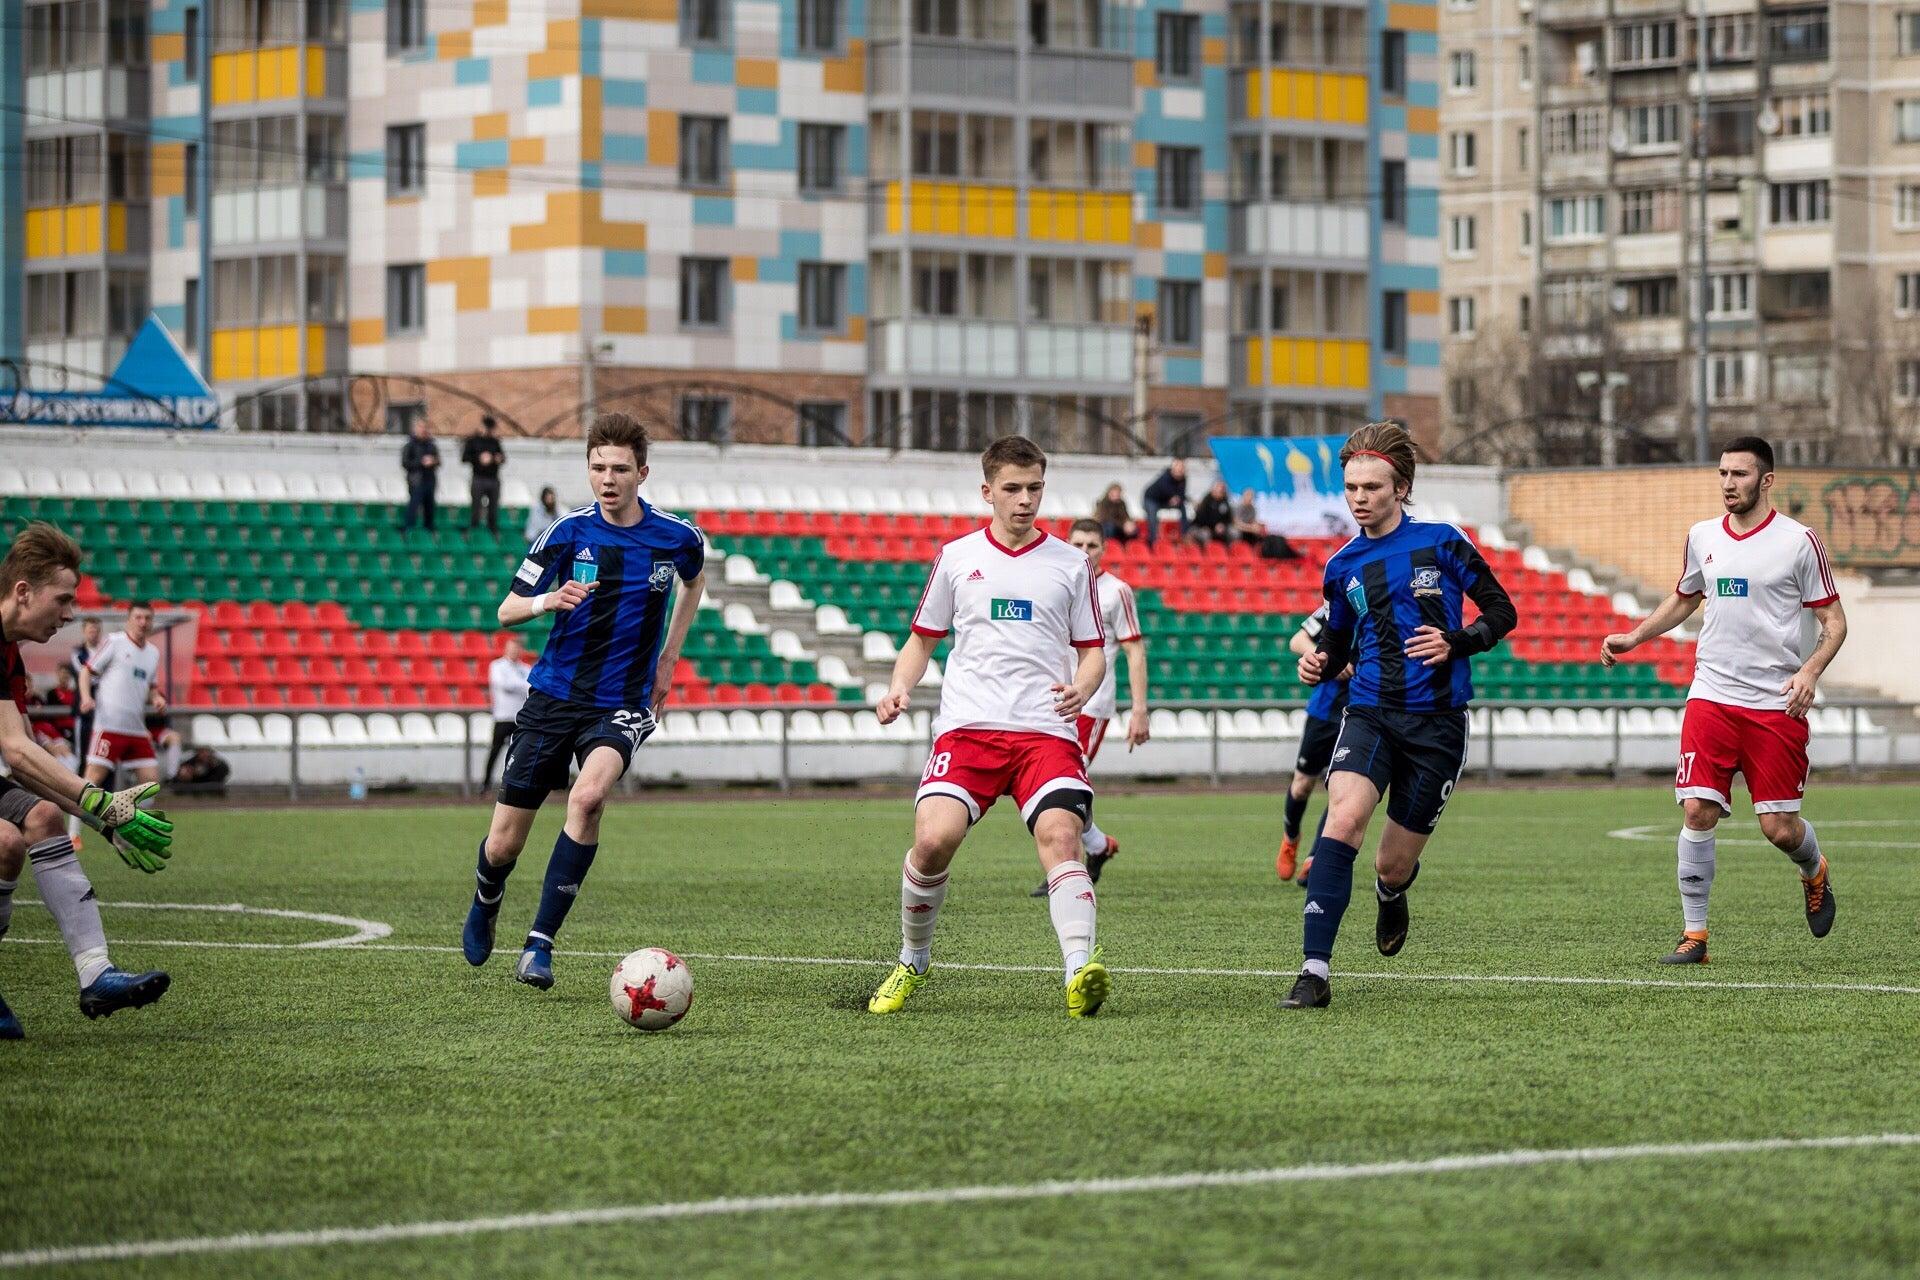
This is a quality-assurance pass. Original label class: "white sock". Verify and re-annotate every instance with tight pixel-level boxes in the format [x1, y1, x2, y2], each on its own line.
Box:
[1785, 818, 1824, 880]
[1677, 825, 1716, 933]
[1081, 821, 1109, 857]
[159, 739, 183, 781]
[899, 856, 948, 974]
[1303, 958, 1330, 980]
[1044, 862, 1097, 983]
[0, 875, 15, 941]
[29, 837, 113, 987]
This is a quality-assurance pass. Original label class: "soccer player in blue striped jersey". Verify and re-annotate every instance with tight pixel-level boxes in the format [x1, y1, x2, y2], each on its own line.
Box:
[1280, 422, 1517, 1009]
[460, 413, 706, 990]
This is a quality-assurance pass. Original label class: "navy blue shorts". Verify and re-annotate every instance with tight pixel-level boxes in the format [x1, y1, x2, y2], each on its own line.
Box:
[1328, 705, 1469, 836]
[497, 689, 656, 810]
[1295, 713, 1341, 778]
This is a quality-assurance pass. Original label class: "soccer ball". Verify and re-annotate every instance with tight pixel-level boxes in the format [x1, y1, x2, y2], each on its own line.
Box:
[608, 948, 693, 1031]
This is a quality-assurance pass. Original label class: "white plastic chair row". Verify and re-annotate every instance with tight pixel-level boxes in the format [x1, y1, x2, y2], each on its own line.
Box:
[192, 712, 491, 749]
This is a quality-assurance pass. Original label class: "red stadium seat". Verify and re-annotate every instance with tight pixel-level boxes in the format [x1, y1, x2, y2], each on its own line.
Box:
[252, 685, 286, 707]
[321, 686, 353, 707]
[200, 657, 238, 685]
[287, 686, 321, 708]
[773, 682, 804, 704]
[216, 687, 249, 708]
[743, 682, 774, 704]
[239, 657, 273, 684]
[459, 632, 493, 657]
[393, 632, 428, 658]
[211, 601, 245, 626]
[281, 601, 314, 627]
[805, 684, 835, 704]
[314, 602, 348, 627]
[679, 684, 711, 706]
[713, 685, 743, 705]
[457, 686, 487, 708]
[374, 657, 409, 683]
[427, 630, 459, 656]
[261, 632, 300, 660]
[245, 601, 277, 627]
[360, 631, 395, 657]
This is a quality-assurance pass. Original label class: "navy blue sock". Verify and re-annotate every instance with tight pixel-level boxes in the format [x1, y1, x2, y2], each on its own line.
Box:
[1282, 792, 1309, 840]
[526, 831, 598, 948]
[474, 839, 513, 911]
[1302, 837, 1359, 964]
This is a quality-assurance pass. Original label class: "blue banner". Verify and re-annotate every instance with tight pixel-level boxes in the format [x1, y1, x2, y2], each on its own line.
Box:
[1207, 435, 1356, 538]
[2, 317, 218, 428]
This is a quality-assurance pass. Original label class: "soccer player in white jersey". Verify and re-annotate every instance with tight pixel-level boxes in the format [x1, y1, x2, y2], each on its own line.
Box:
[80, 602, 165, 786]
[868, 436, 1112, 1018]
[1027, 518, 1149, 897]
[1602, 437, 1848, 965]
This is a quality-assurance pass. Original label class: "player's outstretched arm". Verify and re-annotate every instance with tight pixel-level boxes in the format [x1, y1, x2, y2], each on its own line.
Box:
[650, 571, 706, 712]
[1600, 591, 1702, 667]
[1782, 598, 1847, 718]
[0, 702, 171, 870]
[877, 632, 938, 724]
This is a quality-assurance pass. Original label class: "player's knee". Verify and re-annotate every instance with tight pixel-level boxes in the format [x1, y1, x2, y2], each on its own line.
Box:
[568, 787, 611, 825]
[21, 802, 63, 844]
[1758, 813, 1802, 850]
[1289, 773, 1315, 800]
[1681, 799, 1721, 831]
[0, 825, 25, 875]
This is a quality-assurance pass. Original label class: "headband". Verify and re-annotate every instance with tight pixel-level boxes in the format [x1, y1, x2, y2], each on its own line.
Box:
[1348, 450, 1400, 467]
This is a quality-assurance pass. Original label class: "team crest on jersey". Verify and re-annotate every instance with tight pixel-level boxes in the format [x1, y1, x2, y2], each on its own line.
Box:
[572, 547, 598, 584]
[991, 598, 1033, 621]
[1344, 575, 1367, 617]
[1410, 567, 1442, 598]
[648, 561, 676, 591]
[1716, 578, 1748, 597]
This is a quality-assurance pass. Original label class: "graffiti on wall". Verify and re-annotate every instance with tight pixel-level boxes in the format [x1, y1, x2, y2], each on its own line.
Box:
[1785, 475, 1920, 566]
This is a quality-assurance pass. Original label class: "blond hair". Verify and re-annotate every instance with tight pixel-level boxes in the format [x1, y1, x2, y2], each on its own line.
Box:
[0, 522, 83, 594]
[1339, 421, 1417, 503]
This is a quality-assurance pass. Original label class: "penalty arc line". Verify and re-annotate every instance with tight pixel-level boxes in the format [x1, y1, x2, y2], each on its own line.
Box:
[6, 934, 1920, 996]
[3, 1132, 1918, 1269]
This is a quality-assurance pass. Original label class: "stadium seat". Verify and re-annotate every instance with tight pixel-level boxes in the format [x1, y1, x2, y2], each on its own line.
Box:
[366, 714, 405, 745]
[329, 716, 369, 745]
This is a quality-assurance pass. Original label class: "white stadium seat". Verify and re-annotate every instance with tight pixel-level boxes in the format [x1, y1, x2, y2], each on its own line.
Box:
[769, 630, 813, 662]
[1259, 709, 1293, 738]
[314, 475, 350, 500]
[1495, 708, 1530, 737]
[817, 655, 858, 687]
[365, 714, 405, 745]
[816, 605, 860, 635]
[660, 711, 697, 742]
[282, 472, 318, 499]
[723, 603, 768, 635]
[707, 482, 740, 509]
[790, 710, 826, 742]
[502, 481, 533, 509]
[863, 631, 899, 662]
[846, 487, 878, 511]
[431, 713, 468, 745]
[157, 473, 194, 497]
[1468, 708, 1491, 735]
[792, 485, 824, 511]
[400, 713, 439, 745]
[1576, 708, 1608, 736]
[260, 714, 294, 746]
[93, 471, 128, 498]
[763, 485, 795, 510]
[225, 716, 264, 746]
[697, 711, 732, 742]
[728, 710, 770, 742]
[329, 716, 370, 745]
[1149, 709, 1182, 739]
[735, 484, 768, 509]
[1651, 708, 1682, 735]
[1176, 709, 1211, 739]
[0, 466, 26, 494]
[253, 471, 288, 498]
[189, 473, 224, 499]
[1550, 708, 1580, 735]
[1227, 709, 1264, 738]
[468, 713, 492, 742]
[902, 488, 934, 513]
[676, 482, 710, 509]
[346, 475, 383, 502]
[190, 715, 228, 747]
[768, 580, 808, 611]
[821, 711, 858, 741]
[220, 473, 258, 499]
[918, 660, 943, 687]
[723, 556, 769, 587]
[1623, 708, 1657, 736]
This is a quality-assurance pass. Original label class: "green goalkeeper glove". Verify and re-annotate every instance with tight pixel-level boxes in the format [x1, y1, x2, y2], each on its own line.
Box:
[77, 782, 174, 874]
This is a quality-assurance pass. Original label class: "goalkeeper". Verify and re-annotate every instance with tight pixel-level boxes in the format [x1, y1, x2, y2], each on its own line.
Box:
[0, 523, 174, 1040]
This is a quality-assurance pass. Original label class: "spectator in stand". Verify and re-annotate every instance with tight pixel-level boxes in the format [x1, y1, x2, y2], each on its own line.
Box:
[1141, 458, 1190, 547]
[463, 416, 507, 534]
[32, 668, 79, 768]
[1232, 488, 1266, 547]
[484, 635, 533, 790]
[1191, 480, 1235, 546]
[1093, 484, 1139, 544]
[400, 419, 442, 532]
[70, 617, 100, 758]
[525, 486, 562, 545]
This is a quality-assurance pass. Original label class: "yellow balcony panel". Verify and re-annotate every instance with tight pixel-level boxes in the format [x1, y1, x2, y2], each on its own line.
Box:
[211, 328, 256, 382]
[107, 204, 126, 254]
[1244, 338, 1265, 387]
[306, 325, 329, 374]
[306, 45, 327, 96]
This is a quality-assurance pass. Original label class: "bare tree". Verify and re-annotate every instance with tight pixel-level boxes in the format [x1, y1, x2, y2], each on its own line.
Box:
[1834, 291, 1920, 465]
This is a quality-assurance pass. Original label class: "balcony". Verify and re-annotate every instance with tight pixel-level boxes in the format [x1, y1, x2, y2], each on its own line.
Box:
[1235, 336, 1370, 391]
[211, 185, 348, 246]
[24, 66, 149, 121]
[1230, 201, 1368, 260]
[23, 203, 148, 258]
[1028, 48, 1134, 111]
[209, 45, 345, 107]
[1233, 69, 1367, 127]
[878, 182, 1132, 245]
[869, 40, 1015, 100]
[874, 318, 1131, 385]
[209, 323, 345, 383]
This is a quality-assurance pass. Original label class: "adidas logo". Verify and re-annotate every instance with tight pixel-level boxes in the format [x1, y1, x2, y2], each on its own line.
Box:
[966, 569, 985, 581]
[1304, 900, 1325, 915]
[1704, 553, 1714, 565]
[575, 547, 595, 562]
[557, 882, 581, 896]
[1346, 576, 1360, 591]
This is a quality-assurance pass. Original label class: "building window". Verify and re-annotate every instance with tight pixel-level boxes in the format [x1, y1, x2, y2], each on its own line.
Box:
[1767, 8, 1828, 62]
[679, 115, 729, 187]
[680, 0, 724, 46]
[1618, 188, 1677, 235]
[912, 263, 958, 315]
[1447, 296, 1476, 337]
[1768, 179, 1830, 225]
[1613, 20, 1677, 66]
[183, 277, 199, 349]
[1708, 352, 1753, 403]
[1542, 108, 1603, 155]
[1617, 102, 1681, 150]
[1382, 160, 1405, 225]
[1706, 14, 1753, 62]
[1381, 30, 1406, 96]
[387, 401, 425, 434]
[1897, 272, 1920, 315]
[797, 0, 839, 52]
[385, 123, 424, 197]
[1899, 185, 1920, 230]
[1448, 50, 1475, 91]
[679, 395, 732, 442]
[1773, 92, 1831, 137]
[1517, 294, 1531, 331]
[679, 257, 727, 328]
[1517, 125, 1529, 170]
[1706, 273, 1752, 318]
[1900, 100, 1920, 143]
[1156, 146, 1201, 216]
[1518, 43, 1531, 85]
[1158, 280, 1200, 348]
[797, 262, 846, 333]
[1771, 354, 1830, 403]
[1901, 359, 1920, 401]
[1155, 12, 1199, 81]
[798, 401, 848, 446]
[183, 141, 199, 215]
[1544, 195, 1606, 242]
[385, 263, 425, 335]
[1622, 276, 1678, 318]
[1382, 291, 1407, 357]
[386, 0, 423, 53]
[183, 7, 200, 78]
[1519, 209, 1532, 248]
[1447, 214, 1477, 258]
[798, 123, 843, 193]
[1903, 12, 1920, 55]
[1448, 376, 1475, 417]
[1543, 277, 1605, 330]
[1447, 131, 1477, 175]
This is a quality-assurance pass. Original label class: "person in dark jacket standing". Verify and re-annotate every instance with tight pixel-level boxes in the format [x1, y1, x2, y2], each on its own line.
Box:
[400, 419, 441, 532]
[463, 417, 507, 533]
[1141, 458, 1189, 547]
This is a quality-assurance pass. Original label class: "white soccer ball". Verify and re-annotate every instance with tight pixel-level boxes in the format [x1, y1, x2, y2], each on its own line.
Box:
[608, 948, 694, 1031]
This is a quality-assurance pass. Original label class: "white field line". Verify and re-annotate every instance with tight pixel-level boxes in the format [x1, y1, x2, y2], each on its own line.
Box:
[4, 1132, 1918, 1269]
[1607, 819, 1920, 851]
[7, 928, 1920, 996]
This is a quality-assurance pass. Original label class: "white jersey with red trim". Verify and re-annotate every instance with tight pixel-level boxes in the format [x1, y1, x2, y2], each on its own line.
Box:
[1083, 570, 1142, 722]
[86, 632, 161, 736]
[910, 527, 1105, 742]
[1675, 509, 1838, 712]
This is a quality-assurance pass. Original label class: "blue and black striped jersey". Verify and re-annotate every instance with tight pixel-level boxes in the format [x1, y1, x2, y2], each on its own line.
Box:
[1318, 515, 1516, 714]
[512, 501, 706, 710]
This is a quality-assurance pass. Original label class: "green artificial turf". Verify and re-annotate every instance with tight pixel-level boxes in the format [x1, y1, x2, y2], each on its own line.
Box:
[3, 785, 1918, 1277]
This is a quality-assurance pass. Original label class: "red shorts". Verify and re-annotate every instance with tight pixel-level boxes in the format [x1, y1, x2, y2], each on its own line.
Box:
[1076, 715, 1108, 763]
[1676, 698, 1810, 815]
[915, 728, 1093, 827]
[88, 729, 157, 770]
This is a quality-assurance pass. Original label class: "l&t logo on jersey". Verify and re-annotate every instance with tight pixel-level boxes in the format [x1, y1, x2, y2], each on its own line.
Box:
[1716, 578, 1749, 597]
[991, 598, 1033, 621]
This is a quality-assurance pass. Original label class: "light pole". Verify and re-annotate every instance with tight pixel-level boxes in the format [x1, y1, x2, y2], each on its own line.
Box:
[1577, 369, 1631, 466]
